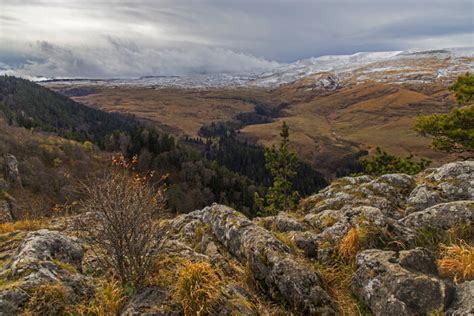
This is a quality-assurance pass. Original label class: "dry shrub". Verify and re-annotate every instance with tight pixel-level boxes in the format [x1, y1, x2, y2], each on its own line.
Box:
[174, 261, 222, 315]
[24, 283, 70, 315]
[438, 240, 474, 282]
[339, 227, 361, 261]
[0, 219, 48, 234]
[76, 154, 167, 288]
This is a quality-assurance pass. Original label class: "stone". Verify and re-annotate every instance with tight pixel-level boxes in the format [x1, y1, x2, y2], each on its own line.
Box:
[121, 286, 181, 315]
[401, 201, 474, 230]
[200, 204, 336, 315]
[352, 248, 454, 316]
[407, 161, 474, 213]
[446, 281, 474, 316]
[0, 230, 91, 315]
[0, 199, 12, 223]
[4, 154, 21, 187]
[257, 213, 305, 232]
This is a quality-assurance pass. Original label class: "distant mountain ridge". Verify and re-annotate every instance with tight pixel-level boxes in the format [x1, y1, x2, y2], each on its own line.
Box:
[36, 47, 474, 89]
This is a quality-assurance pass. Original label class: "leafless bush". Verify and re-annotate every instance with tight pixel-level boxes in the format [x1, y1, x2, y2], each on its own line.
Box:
[76, 155, 166, 288]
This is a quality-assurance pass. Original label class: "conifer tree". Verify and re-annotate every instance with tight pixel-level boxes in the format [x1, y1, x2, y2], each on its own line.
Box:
[415, 72, 474, 153]
[257, 121, 299, 215]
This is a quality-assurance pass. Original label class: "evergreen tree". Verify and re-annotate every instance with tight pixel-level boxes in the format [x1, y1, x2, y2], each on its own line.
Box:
[257, 121, 299, 215]
[360, 147, 431, 176]
[415, 73, 474, 153]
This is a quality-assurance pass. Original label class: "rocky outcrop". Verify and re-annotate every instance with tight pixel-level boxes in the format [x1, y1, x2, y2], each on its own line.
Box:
[163, 204, 336, 315]
[3, 154, 21, 188]
[0, 230, 91, 315]
[352, 248, 454, 316]
[406, 161, 474, 213]
[0, 161, 471, 315]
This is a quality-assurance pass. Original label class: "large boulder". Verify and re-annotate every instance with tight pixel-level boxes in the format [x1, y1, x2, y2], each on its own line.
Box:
[352, 248, 454, 316]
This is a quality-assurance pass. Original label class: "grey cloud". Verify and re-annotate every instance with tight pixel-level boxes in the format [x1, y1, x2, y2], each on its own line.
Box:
[0, 0, 472, 78]
[3, 40, 279, 78]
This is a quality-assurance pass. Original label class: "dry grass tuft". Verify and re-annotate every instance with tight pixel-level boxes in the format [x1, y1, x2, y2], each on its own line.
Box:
[24, 283, 70, 315]
[339, 227, 361, 261]
[174, 260, 222, 315]
[438, 240, 474, 282]
[0, 219, 49, 234]
[315, 261, 368, 315]
[87, 279, 128, 315]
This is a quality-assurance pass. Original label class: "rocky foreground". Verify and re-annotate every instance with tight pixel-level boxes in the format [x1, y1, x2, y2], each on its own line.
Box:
[0, 161, 473, 315]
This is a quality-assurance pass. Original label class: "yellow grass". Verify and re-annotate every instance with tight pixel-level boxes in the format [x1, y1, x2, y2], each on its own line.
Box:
[315, 261, 368, 315]
[24, 283, 70, 315]
[338, 227, 361, 262]
[0, 219, 49, 234]
[438, 240, 474, 282]
[174, 261, 222, 315]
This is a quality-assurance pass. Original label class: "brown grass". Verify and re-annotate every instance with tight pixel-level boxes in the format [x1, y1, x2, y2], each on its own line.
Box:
[174, 260, 222, 315]
[86, 280, 128, 315]
[24, 283, 70, 315]
[438, 240, 474, 282]
[46, 79, 458, 176]
[338, 227, 361, 262]
[315, 261, 369, 315]
[0, 219, 49, 234]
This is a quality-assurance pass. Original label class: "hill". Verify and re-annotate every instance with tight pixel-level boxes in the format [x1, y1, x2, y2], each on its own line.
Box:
[0, 77, 327, 216]
[42, 48, 473, 175]
[0, 160, 472, 315]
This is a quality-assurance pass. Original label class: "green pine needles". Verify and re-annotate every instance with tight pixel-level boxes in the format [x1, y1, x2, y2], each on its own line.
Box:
[256, 121, 299, 215]
[415, 72, 474, 153]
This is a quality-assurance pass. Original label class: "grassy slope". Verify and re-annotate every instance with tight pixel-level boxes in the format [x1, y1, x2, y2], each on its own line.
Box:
[46, 80, 458, 175]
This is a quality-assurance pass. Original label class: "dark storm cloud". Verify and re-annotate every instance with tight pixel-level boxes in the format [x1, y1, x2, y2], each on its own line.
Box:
[0, 0, 472, 78]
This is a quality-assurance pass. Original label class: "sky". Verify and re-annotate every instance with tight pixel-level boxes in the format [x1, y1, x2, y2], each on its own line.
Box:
[0, 0, 472, 78]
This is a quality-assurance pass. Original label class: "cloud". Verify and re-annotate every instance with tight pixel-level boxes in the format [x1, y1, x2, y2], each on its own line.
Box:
[2, 40, 279, 78]
[0, 0, 472, 78]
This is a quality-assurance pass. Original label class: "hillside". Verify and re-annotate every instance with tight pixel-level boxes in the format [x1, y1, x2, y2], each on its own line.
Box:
[0, 161, 472, 315]
[0, 77, 327, 216]
[42, 48, 472, 175]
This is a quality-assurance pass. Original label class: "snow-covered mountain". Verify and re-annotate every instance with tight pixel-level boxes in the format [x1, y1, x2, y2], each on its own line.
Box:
[40, 47, 473, 89]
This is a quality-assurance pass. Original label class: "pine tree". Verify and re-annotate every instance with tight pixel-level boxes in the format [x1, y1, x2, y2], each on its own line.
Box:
[415, 72, 474, 153]
[257, 121, 299, 215]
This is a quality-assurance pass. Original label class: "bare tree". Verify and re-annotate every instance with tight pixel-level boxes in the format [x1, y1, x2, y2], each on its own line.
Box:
[76, 155, 166, 288]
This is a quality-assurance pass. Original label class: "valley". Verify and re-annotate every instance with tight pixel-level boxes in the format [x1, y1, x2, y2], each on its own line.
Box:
[43, 48, 473, 175]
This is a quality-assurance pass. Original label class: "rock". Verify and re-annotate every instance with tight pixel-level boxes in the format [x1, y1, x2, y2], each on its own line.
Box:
[288, 231, 320, 258]
[352, 248, 454, 316]
[0, 199, 12, 223]
[406, 184, 443, 213]
[215, 284, 256, 315]
[407, 161, 474, 213]
[121, 286, 181, 315]
[0, 230, 91, 315]
[401, 201, 474, 230]
[9, 229, 83, 276]
[0, 178, 7, 191]
[303, 173, 415, 219]
[200, 204, 336, 315]
[257, 213, 305, 232]
[3, 154, 21, 188]
[446, 281, 474, 315]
